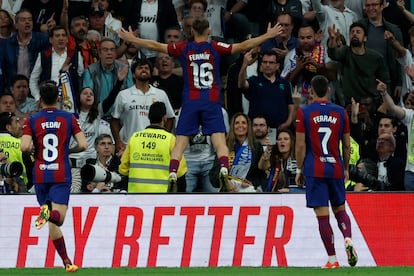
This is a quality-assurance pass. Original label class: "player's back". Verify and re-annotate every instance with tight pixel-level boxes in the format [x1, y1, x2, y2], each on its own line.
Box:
[299, 101, 349, 179]
[28, 108, 76, 183]
[168, 40, 232, 104]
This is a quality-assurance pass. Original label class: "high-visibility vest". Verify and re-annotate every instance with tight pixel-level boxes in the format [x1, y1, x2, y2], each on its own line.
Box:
[0, 134, 28, 184]
[119, 127, 186, 193]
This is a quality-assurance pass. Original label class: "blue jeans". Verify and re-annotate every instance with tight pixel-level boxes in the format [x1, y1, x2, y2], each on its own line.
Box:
[404, 171, 414, 191]
[185, 160, 218, 192]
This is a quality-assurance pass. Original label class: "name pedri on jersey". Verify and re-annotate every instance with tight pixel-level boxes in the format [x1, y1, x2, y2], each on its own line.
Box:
[22, 108, 82, 184]
[296, 100, 350, 179]
[168, 40, 232, 105]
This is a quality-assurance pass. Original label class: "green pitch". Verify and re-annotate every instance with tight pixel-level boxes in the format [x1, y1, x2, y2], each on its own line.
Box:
[1, 267, 414, 275]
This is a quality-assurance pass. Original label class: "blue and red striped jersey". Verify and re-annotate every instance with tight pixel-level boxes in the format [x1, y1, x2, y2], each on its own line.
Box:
[22, 108, 82, 184]
[168, 40, 232, 105]
[296, 100, 350, 179]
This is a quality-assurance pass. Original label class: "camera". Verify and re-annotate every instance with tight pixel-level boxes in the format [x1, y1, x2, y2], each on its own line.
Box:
[349, 164, 387, 190]
[0, 161, 23, 178]
[80, 164, 122, 184]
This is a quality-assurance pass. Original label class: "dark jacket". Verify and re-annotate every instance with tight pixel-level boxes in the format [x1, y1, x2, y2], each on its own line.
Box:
[1, 32, 49, 89]
[358, 18, 403, 91]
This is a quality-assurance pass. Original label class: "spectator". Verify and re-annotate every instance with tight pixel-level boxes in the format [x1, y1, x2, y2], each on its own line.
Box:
[67, 15, 99, 69]
[119, 0, 179, 63]
[164, 26, 185, 44]
[0, 9, 15, 40]
[90, 0, 121, 45]
[239, 50, 295, 132]
[2, 9, 49, 90]
[10, 75, 38, 118]
[327, 23, 390, 104]
[265, 128, 302, 192]
[0, 0, 23, 18]
[82, 38, 133, 116]
[344, 0, 363, 20]
[384, 28, 414, 104]
[81, 133, 127, 193]
[119, 101, 187, 193]
[359, 0, 403, 102]
[310, 0, 357, 47]
[21, 0, 64, 33]
[261, 11, 299, 67]
[281, 22, 334, 103]
[378, 79, 414, 191]
[210, 113, 268, 192]
[68, 0, 91, 22]
[69, 87, 111, 192]
[252, 115, 273, 148]
[260, 0, 303, 36]
[0, 94, 15, 113]
[29, 26, 84, 108]
[151, 52, 183, 113]
[0, 112, 28, 186]
[222, 0, 251, 42]
[225, 44, 260, 119]
[111, 58, 175, 154]
[189, 0, 207, 19]
[182, 14, 195, 40]
[353, 133, 405, 191]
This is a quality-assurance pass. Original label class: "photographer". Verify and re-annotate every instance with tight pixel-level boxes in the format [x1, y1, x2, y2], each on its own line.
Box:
[350, 133, 405, 191]
[0, 149, 26, 194]
[81, 134, 127, 193]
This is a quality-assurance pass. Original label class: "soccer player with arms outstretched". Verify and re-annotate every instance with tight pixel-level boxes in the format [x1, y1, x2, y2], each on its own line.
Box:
[21, 81, 87, 272]
[295, 75, 358, 268]
[119, 18, 282, 191]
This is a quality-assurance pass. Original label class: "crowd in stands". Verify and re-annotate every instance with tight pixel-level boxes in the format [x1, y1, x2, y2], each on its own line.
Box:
[1, 0, 414, 193]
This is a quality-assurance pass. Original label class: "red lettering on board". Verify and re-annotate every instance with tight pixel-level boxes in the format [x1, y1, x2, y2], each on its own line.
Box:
[112, 207, 144, 267]
[16, 207, 40, 267]
[208, 206, 233, 266]
[180, 206, 205, 267]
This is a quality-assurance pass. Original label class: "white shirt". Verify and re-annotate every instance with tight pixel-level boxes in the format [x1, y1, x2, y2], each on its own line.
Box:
[105, 13, 122, 45]
[396, 49, 413, 105]
[29, 49, 84, 101]
[1, 0, 23, 16]
[111, 85, 175, 144]
[402, 107, 414, 172]
[139, 0, 159, 58]
[311, 0, 358, 47]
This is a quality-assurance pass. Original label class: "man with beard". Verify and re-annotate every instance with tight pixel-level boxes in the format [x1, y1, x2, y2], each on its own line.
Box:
[68, 15, 99, 69]
[110, 58, 175, 154]
[281, 22, 334, 104]
[327, 22, 390, 103]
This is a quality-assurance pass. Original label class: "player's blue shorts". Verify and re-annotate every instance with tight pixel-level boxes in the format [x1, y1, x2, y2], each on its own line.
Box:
[305, 176, 345, 208]
[176, 101, 226, 135]
[35, 182, 71, 206]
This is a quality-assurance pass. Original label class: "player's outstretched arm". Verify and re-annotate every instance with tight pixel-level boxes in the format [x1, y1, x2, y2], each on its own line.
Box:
[118, 27, 168, 54]
[231, 23, 282, 54]
[20, 135, 33, 153]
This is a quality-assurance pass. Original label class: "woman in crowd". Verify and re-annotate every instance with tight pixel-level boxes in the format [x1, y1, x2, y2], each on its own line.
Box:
[210, 112, 268, 192]
[69, 87, 112, 192]
[265, 128, 303, 192]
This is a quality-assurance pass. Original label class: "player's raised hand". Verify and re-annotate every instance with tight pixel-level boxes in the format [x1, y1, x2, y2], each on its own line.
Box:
[266, 22, 283, 38]
[119, 26, 139, 44]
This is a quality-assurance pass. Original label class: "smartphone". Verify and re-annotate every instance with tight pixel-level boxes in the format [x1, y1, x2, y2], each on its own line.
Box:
[268, 128, 277, 145]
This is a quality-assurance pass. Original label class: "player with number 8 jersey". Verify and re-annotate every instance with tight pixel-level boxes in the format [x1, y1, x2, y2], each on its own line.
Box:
[21, 81, 87, 272]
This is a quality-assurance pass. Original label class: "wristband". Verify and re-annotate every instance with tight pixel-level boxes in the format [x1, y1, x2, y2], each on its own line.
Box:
[296, 168, 302, 174]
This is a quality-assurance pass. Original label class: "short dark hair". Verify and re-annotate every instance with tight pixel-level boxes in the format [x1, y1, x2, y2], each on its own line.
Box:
[192, 18, 210, 35]
[49, 25, 67, 37]
[0, 112, 15, 132]
[148, 102, 166, 124]
[39, 80, 59, 105]
[131, 58, 153, 75]
[349, 22, 367, 36]
[378, 115, 398, 128]
[11, 74, 29, 87]
[310, 75, 329, 98]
